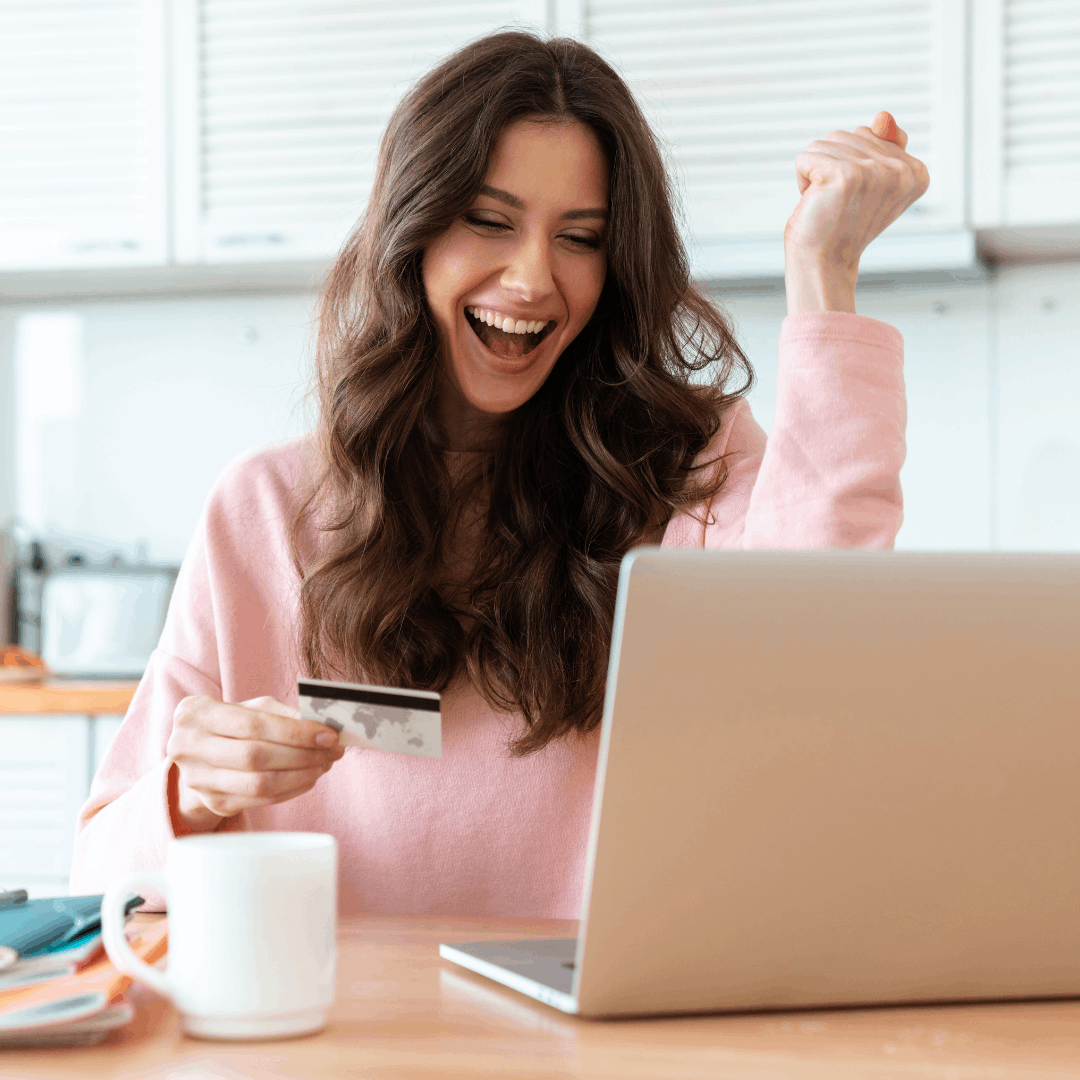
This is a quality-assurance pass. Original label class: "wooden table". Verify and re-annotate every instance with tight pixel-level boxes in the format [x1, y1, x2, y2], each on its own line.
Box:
[0, 679, 139, 715]
[5, 915, 1080, 1078]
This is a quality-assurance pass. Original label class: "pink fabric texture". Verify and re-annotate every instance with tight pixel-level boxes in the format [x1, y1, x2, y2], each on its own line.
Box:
[70, 312, 905, 917]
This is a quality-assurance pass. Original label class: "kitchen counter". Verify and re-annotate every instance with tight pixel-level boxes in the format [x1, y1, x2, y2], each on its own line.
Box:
[0, 679, 139, 715]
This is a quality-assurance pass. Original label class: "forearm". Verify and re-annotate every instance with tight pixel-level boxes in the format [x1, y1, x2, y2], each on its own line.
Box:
[743, 312, 906, 549]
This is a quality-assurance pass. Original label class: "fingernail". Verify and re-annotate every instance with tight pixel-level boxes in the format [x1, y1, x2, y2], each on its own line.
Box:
[315, 732, 337, 747]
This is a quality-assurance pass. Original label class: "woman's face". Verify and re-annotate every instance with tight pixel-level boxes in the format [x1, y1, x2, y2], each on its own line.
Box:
[422, 118, 609, 445]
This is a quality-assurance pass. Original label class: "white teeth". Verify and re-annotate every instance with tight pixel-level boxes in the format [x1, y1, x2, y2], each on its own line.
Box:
[467, 308, 550, 336]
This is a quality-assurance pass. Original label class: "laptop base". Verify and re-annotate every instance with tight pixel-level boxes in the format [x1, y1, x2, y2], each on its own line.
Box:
[438, 939, 579, 1014]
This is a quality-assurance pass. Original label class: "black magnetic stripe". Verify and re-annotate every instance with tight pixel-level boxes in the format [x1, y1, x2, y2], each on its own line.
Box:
[298, 682, 440, 712]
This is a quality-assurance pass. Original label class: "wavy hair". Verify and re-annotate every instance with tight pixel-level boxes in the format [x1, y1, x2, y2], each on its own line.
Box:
[292, 31, 752, 754]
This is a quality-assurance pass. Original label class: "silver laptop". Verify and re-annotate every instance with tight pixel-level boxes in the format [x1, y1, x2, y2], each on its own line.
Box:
[441, 549, 1080, 1017]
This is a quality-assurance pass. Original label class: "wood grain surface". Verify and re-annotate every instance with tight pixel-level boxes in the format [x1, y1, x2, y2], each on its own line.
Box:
[3, 914, 1080, 1078]
[0, 680, 138, 715]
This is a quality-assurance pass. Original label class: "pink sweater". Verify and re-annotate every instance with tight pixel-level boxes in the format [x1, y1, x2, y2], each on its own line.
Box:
[70, 313, 905, 917]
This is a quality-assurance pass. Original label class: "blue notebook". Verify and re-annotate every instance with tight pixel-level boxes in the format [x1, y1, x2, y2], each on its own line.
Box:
[0, 895, 144, 957]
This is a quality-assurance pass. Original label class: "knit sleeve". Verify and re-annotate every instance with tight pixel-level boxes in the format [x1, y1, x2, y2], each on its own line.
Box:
[664, 312, 906, 550]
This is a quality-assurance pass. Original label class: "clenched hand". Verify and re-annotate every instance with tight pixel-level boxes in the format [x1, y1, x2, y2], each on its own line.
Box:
[784, 111, 930, 314]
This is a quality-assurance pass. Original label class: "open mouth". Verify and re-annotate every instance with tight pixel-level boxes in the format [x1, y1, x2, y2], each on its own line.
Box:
[466, 306, 555, 360]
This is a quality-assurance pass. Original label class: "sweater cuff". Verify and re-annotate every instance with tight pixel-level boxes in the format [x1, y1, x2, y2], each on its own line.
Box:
[69, 757, 176, 910]
[779, 311, 904, 357]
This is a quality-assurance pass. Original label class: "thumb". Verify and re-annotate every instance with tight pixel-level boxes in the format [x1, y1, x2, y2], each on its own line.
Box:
[871, 110, 908, 150]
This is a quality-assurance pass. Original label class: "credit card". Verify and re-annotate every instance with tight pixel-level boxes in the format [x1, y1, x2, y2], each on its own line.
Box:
[298, 678, 441, 758]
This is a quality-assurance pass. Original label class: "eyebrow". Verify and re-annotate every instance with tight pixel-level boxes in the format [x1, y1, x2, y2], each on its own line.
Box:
[477, 185, 608, 222]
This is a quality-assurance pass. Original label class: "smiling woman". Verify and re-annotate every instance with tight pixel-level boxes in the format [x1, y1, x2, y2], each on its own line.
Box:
[295, 33, 754, 758]
[71, 32, 928, 918]
[424, 122, 610, 425]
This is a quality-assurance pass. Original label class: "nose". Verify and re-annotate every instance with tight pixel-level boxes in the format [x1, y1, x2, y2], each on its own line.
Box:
[500, 230, 555, 303]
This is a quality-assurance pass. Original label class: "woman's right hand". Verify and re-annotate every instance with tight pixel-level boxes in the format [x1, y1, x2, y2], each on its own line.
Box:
[166, 695, 344, 834]
[784, 110, 930, 315]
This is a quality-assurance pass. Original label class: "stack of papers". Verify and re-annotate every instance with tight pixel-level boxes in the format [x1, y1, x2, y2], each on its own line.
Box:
[0, 927, 110, 991]
[0, 921, 168, 1047]
[0, 894, 166, 1048]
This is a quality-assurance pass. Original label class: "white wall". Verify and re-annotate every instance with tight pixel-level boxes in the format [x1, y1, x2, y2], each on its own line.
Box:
[996, 263, 1080, 551]
[720, 274, 994, 551]
[721, 263, 1079, 553]
[0, 292, 317, 564]
[1, 262, 1079, 572]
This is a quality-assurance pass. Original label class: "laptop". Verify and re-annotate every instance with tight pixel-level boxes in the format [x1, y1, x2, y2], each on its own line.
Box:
[440, 549, 1080, 1017]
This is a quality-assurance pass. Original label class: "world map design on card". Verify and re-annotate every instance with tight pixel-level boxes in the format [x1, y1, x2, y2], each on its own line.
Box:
[298, 678, 441, 758]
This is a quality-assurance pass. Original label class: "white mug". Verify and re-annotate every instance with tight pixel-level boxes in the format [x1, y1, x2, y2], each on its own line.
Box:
[102, 832, 337, 1040]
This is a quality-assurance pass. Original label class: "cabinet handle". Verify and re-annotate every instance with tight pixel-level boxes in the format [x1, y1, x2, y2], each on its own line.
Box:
[216, 234, 286, 247]
[70, 240, 140, 252]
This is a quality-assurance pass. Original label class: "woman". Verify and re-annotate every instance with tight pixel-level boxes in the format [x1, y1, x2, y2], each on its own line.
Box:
[71, 33, 927, 916]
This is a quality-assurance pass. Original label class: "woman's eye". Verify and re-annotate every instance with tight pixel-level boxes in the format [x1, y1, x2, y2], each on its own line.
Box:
[465, 214, 510, 233]
[562, 233, 601, 251]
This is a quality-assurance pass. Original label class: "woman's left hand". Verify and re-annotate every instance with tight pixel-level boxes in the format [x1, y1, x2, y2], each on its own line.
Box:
[784, 111, 930, 314]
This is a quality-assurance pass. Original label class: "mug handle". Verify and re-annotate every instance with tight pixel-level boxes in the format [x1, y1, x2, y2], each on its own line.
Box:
[101, 871, 171, 998]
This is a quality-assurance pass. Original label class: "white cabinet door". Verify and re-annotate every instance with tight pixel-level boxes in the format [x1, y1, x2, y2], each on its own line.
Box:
[972, 0, 1080, 228]
[91, 716, 126, 779]
[173, 0, 547, 265]
[0, 717, 90, 895]
[584, 0, 969, 276]
[995, 262, 1080, 550]
[0, 0, 168, 271]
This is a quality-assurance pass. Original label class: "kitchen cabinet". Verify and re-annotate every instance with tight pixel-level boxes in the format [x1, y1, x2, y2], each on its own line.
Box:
[972, 0, 1080, 229]
[0, 0, 168, 272]
[0, 682, 135, 898]
[0, 717, 91, 897]
[2, 0, 1078, 281]
[579, 0, 970, 276]
[178, 0, 973, 276]
[170, 0, 548, 264]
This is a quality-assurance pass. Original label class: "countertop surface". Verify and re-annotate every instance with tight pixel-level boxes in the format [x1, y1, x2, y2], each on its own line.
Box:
[0, 679, 138, 714]
[4, 914, 1080, 1078]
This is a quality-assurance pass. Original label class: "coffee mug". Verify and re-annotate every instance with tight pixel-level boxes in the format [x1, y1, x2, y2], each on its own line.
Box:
[102, 832, 337, 1040]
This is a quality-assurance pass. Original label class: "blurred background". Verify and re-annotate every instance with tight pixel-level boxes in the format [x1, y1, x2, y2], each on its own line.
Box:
[1, 0, 1078, 893]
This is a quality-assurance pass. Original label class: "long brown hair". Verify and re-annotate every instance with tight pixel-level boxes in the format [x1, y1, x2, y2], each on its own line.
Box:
[292, 31, 752, 754]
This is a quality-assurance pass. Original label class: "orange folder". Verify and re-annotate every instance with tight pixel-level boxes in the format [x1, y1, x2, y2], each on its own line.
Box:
[0, 920, 168, 1026]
